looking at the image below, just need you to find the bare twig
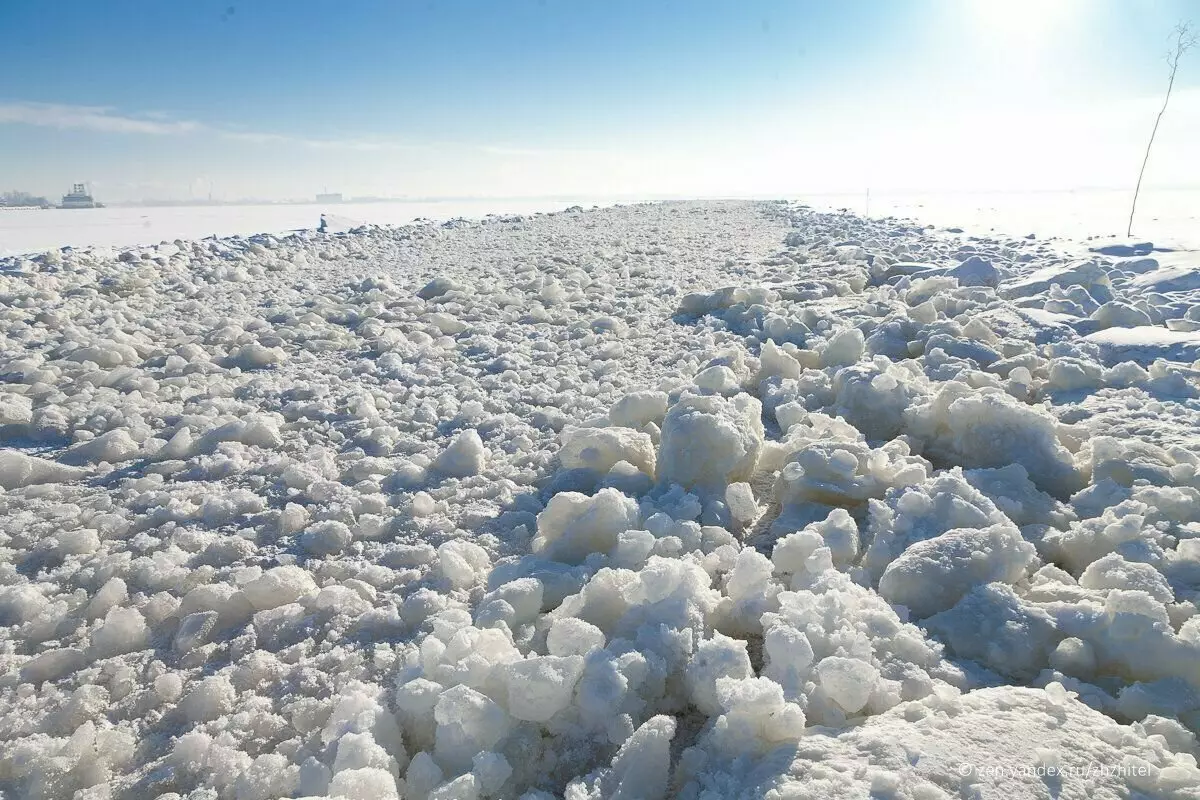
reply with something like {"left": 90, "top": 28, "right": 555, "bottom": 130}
{"left": 1128, "top": 22, "right": 1196, "bottom": 238}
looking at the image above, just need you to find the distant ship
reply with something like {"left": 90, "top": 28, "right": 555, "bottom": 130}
{"left": 59, "top": 183, "right": 103, "bottom": 209}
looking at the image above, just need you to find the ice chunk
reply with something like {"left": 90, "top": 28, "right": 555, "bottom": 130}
{"left": 10, "top": 580, "right": 50, "bottom": 634}
{"left": 830, "top": 360, "right": 929, "bottom": 442}
{"left": 181, "top": 674, "right": 237, "bottom": 722}
{"left": 502, "top": 655, "right": 585, "bottom": 722}
{"left": 0, "top": 393, "right": 33, "bottom": 425}
{"left": 903, "top": 381, "right": 1084, "bottom": 499}
{"left": 806, "top": 507, "right": 859, "bottom": 566}
{"left": 1049, "top": 637, "right": 1098, "bottom": 679}
{"left": 418, "top": 276, "right": 461, "bottom": 299}
{"left": 90, "top": 606, "right": 149, "bottom": 658}
{"left": 234, "top": 754, "right": 299, "bottom": 800}
{"left": 155, "top": 673, "right": 184, "bottom": 702}
{"left": 195, "top": 414, "right": 282, "bottom": 452}
{"left": 20, "top": 647, "right": 86, "bottom": 684}
{"left": 762, "top": 622, "right": 815, "bottom": 694}
{"left": 1082, "top": 326, "right": 1200, "bottom": 366}
{"left": 723, "top": 481, "right": 758, "bottom": 526}
{"left": 243, "top": 565, "right": 319, "bottom": 611}
{"left": 546, "top": 616, "right": 606, "bottom": 657}
{"left": 821, "top": 327, "right": 865, "bottom": 367}
{"left": 1079, "top": 553, "right": 1174, "bottom": 603}
{"left": 678, "top": 286, "right": 777, "bottom": 315}
{"left": 233, "top": 341, "right": 287, "bottom": 369}
{"left": 328, "top": 767, "right": 401, "bottom": 800}
{"left": 816, "top": 656, "right": 879, "bottom": 714}
{"left": 559, "top": 426, "right": 655, "bottom": 477}
{"left": 1116, "top": 678, "right": 1200, "bottom": 722}
{"left": 314, "top": 585, "right": 372, "bottom": 617}
{"left": 482, "top": 578, "right": 544, "bottom": 626}
{"left": 437, "top": 539, "right": 492, "bottom": 590}
{"left": 323, "top": 682, "right": 407, "bottom": 770}
{"left": 771, "top": 529, "right": 828, "bottom": 576}
{"left": 0, "top": 450, "right": 87, "bottom": 489}
{"left": 720, "top": 547, "right": 782, "bottom": 634}
{"left": 405, "top": 751, "right": 444, "bottom": 800}
{"left": 658, "top": 392, "right": 764, "bottom": 491}
{"left": 609, "top": 390, "right": 669, "bottom": 428}
{"left": 963, "top": 463, "right": 1064, "bottom": 527}
{"left": 694, "top": 364, "right": 741, "bottom": 394}
{"left": 1002, "top": 259, "right": 1109, "bottom": 299}
{"left": 775, "top": 440, "right": 928, "bottom": 511}
{"left": 862, "top": 470, "right": 1012, "bottom": 581}
{"left": 434, "top": 429, "right": 487, "bottom": 477}
{"left": 396, "top": 678, "right": 444, "bottom": 753}
{"left": 428, "top": 773, "right": 481, "bottom": 800}
{"left": 605, "top": 715, "right": 676, "bottom": 800}
{"left": 708, "top": 676, "right": 805, "bottom": 754}
{"left": 533, "top": 487, "right": 640, "bottom": 564}
{"left": 472, "top": 751, "right": 512, "bottom": 795}
{"left": 427, "top": 311, "right": 468, "bottom": 335}
{"left": 924, "top": 583, "right": 1059, "bottom": 678}
{"left": 333, "top": 731, "right": 397, "bottom": 776}
{"left": 948, "top": 255, "right": 1000, "bottom": 287}
{"left": 878, "top": 524, "right": 1038, "bottom": 618}
{"left": 1090, "top": 301, "right": 1153, "bottom": 329}
{"left": 434, "top": 685, "right": 513, "bottom": 773}
{"left": 85, "top": 577, "right": 129, "bottom": 619}
{"left": 1128, "top": 261, "right": 1200, "bottom": 293}
{"left": 1046, "top": 356, "right": 1104, "bottom": 391}
{"left": 174, "top": 610, "right": 220, "bottom": 652}
{"left": 1042, "top": 508, "right": 1153, "bottom": 574}
{"left": 685, "top": 633, "right": 753, "bottom": 715}
{"left": 300, "top": 519, "right": 354, "bottom": 556}
{"left": 757, "top": 339, "right": 803, "bottom": 381}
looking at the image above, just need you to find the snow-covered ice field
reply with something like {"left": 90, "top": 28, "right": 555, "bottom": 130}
{"left": 810, "top": 188, "right": 1200, "bottom": 252}
{"left": 2, "top": 200, "right": 1200, "bottom": 799}
{"left": 0, "top": 199, "right": 627, "bottom": 257}
{"left": 3, "top": 189, "right": 1198, "bottom": 257}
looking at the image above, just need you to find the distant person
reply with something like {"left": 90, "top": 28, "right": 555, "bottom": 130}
{"left": 318, "top": 214, "right": 328, "bottom": 233}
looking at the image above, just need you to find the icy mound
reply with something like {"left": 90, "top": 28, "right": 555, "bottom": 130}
{"left": 1083, "top": 326, "right": 1200, "bottom": 366}
{"left": 0, "top": 450, "right": 87, "bottom": 489}
{"left": 1, "top": 201, "right": 1198, "bottom": 800}
{"left": 903, "top": 381, "right": 1085, "bottom": 499}
{"left": 1128, "top": 262, "right": 1200, "bottom": 294}
{"left": 686, "top": 685, "right": 1200, "bottom": 799}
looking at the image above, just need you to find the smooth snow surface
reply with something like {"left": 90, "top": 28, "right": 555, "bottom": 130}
{"left": 2, "top": 201, "right": 1199, "bottom": 799}
{"left": 807, "top": 187, "right": 1200, "bottom": 251}
{"left": 0, "top": 199, "right": 624, "bottom": 256}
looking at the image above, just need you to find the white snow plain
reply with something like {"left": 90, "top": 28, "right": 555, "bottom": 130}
{"left": 0, "top": 199, "right": 627, "bottom": 256}
{"left": 1, "top": 200, "right": 1199, "bottom": 799}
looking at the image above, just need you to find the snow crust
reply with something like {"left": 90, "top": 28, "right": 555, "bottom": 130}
{"left": 2, "top": 201, "right": 1199, "bottom": 799}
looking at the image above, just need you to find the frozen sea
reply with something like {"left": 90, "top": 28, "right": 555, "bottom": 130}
{"left": 2, "top": 198, "right": 1199, "bottom": 799}
{"left": 0, "top": 197, "right": 623, "bottom": 256}
{"left": 807, "top": 187, "right": 1200, "bottom": 251}
{"left": 2, "top": 188, "right": 1198, "bottom": 255}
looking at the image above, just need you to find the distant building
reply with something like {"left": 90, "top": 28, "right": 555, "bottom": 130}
{"left": 316, "top": 192, "right": 344, "bottom": 203}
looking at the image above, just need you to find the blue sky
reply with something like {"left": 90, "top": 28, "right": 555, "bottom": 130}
{"left": 2, "top": 0, "right": 1197, "bottom": 201}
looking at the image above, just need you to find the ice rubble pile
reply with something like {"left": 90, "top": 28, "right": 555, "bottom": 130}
{"left": 1, "top": 201, "right": 1199, "bottom": 799}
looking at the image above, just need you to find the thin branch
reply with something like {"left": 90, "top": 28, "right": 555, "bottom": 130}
{"left": 1128, "top": 22, "right": 1196, "bottom": 238}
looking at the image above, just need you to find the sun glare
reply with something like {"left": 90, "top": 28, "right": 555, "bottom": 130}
{"left": 968, "top": 0, "right": 1080, "bottom": 47}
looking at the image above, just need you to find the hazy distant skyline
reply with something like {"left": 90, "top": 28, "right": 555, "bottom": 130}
{"left": 2, "top": 0, "right": 1198, "bottom": 203}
